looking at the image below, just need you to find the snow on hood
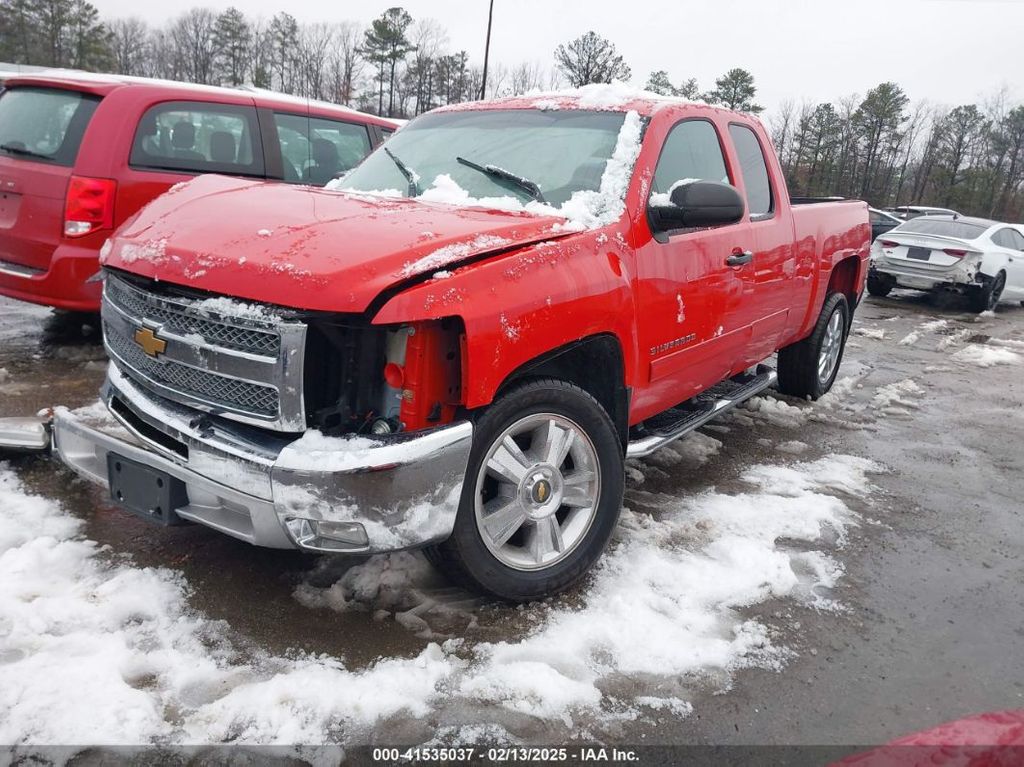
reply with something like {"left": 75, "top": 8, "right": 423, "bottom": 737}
{"left": 100, "top": 175, "right": 569, "bottom": 313}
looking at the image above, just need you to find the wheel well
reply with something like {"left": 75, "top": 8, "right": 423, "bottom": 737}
{"left": 828, "top": 256, "right": 862, "bottom": 311}
{"left": 495, "top": 334, "right": 629, "bottom": 447}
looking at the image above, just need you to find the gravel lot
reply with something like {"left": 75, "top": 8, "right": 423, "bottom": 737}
{"left": 0, "top": 290, "right": 1021, "bottom": 749}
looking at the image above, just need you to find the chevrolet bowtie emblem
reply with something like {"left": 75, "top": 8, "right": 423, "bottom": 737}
{"left": 134, "top": 326, "right": 167, "bottom": 358}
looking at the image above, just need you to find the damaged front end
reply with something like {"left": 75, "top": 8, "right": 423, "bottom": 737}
{"left": 3, "top": 270, "right": 475, "bottom": 555}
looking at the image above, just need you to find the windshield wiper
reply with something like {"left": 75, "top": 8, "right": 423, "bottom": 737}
{"left": 456, "top": 156, "right": 546, "bottom": 204}
{"left": 383, "top": 147, "right": 419, "bottom": 197}
{"left": 0, "top": 143, "right": 51, "bottom": 161}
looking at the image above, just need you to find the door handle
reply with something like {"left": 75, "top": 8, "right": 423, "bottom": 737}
{"left": 726, "top": 250, "right": 754, "bottom": 267}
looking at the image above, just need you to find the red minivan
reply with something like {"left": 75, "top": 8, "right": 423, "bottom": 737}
{"left": 0, "top": 72, "right": 397, "bottom": 311}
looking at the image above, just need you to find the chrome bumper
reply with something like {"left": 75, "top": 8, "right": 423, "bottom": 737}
{"left": 52, "top": 366, "right": 473, "bottom": 554}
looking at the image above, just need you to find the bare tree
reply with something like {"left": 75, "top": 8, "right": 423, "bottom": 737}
{"left": 108, "top": 17, "right": 148, "bottom": 75}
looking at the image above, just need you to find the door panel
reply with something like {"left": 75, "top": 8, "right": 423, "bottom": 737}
{"left": 633, "top": 118, "right": 754, "bottom": 421}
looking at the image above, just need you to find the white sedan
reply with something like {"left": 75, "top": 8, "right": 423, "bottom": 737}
{"left": 868, "top": 215, "right": 1024, "bottom": 312}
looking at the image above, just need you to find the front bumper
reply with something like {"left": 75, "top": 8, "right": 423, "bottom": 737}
{"left": 53, "top": 366, "right": 473, "bottom": 553}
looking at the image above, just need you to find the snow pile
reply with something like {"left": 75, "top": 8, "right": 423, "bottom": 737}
{"left": 740, "top": 396, "right": 808, "bottom": 429}
{"left": 649, "top": 178, "right": 700, "bottom": 207}
{"left": 952, "top": 344, "right": 1021, "bottom": 368}
{"left": 898, "top": 331, "right": 920, "bottom": 347}
{"left": 455, "top": 454, "right": 877, "bottom": 717}
{"left": 0, "top": 464, "right": 461, "bottom": 746}
{"left": 400, "top": 233, "right": 512, "bottom": 278}
{"left": 1, "top": 449, "right": 879, "bottom": 744}
{"left": 110, "top": 237, "right": 168, "bottom": 266}
{"left": 193, "top": 296, "right": 280, "bottom": 323}
{"left": 872, "top": 379, "right": 925, "bottom": 415}
{"left": 854, "top": 327, "right": 886, "bottom": 340}
{"left": 527, "top": 82, "right": 700, "bottom": 111}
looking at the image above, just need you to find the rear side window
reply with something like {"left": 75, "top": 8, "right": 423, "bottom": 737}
{"left": 897, "top": 218, "right": 986, "bottom": 239}
{"left": 993, "top": 228, "right": 1024, "bottom": 250}
{"left": 273, "top": 113, "right": 372, "bottom": 186}
{"left": 130, "top": 101, "right": 264, "bottom": 177}
{"left": 729, "top": 124, "right": 773, "bottom": 218}
{"left": 0, "top": 87, "right": 100, "bottom": 166}
{"left": 652, "top": 119, "right": 730, "bottom": 196}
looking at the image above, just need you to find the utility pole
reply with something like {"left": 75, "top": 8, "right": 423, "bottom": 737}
{"left": 480, "top": 0, "right": 494, "bottom": 100}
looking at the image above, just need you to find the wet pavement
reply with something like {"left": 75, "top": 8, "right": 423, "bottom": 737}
{"left": 1, "top": 288, "right": 1022, "bottom": 747}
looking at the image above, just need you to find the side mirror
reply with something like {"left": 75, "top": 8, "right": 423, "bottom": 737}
{"left": 649, "top": 180, "right": 745, "bottom": 233}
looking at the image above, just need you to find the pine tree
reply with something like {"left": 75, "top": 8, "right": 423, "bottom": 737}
{"left": 213, "top": 7, "right": 251, "bottom": 86}
{"left": 554, "top": 31, "right": 631, "bottom": 87}
{"left": 361, "top": 7, "right": 415, "bottom": 117}
{"left": 704, "top": 68, "right": 762, "bottom": 113}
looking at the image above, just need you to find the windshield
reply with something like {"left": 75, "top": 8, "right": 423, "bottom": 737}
{"left": 896, "top": 218, "right": 986, "bottom": 239}
{"left": 0, "top": 87, "right": 100, "bottom": 166}
{"left": 339, "top": 109, "right": 628, "bottom": 208}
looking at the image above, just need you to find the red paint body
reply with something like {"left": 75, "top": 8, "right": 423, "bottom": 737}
{"left": 0, "top": 72, "right": 396, "bottom": 311}
{"left": 837, "top": 710, "right": 1024, "bottom": 766}
{"left": 101, "top": 97, "right": 870, "bottom": 430}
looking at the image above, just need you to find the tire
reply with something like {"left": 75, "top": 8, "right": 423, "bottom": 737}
{"left": 777, "top": 293, "right": 850, "bottom": 400}
{"left": 866, "top": 271, "right": 894, "bottom": 298}
{"left": 968, "top": 271, "right": 1006, "bottom": 313}
{"left": 424, "top": 379, "right": 624, "bottom": 602}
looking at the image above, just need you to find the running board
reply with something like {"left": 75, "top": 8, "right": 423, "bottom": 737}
{"left": 626, "top": 365, "right": 777, "bottom": 459}
{"left": 0, "top": 414, "right": 53, "bottom": 454}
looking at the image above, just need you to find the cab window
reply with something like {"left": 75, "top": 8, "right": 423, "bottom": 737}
{"left": 728, "top": 123, "right": 773, "bottom": 219}
{"left": 652, "top": 119, "right": 731, "bottom": 198}
{"left": 273, "top": 113, "right": 372, "bottom": 186}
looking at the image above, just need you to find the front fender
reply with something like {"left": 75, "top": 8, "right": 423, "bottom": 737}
{"left": 372, "top": 230, "right": 639, "bottom": 410}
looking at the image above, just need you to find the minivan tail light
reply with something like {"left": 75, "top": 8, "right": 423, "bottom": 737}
{"left": 64, "top": 176, "right": 116, "bottom": 238}
{"left": 943, "top": 248, "right": 968, "bottom": 258}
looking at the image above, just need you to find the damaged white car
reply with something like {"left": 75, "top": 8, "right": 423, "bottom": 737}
{"left": 868, "top": 216, "right": 1024, "bottom": 312}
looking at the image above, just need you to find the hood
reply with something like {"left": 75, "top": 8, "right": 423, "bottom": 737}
{"left": 101, "top": 175, "right": 568, "bottom": 314}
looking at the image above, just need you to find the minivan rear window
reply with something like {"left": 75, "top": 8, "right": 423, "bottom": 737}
{"left": 897, "top": 218, "right": 986, "bottom": 239}
{"left": 0, "top": 87, "right": 100, "bottom": 166}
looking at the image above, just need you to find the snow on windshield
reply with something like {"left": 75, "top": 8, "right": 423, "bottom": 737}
{"left": 335, "top": 110, "right": 644, "bottom": 234}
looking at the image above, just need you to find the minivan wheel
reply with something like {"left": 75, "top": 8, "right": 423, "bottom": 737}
{"left": 776, "top": 293, "right": 850, "bottom": 400}
{"left": 424, "top": 379, "right": 624, "bottom": 602}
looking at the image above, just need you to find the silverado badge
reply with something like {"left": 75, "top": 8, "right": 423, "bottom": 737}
{"left": 134, "top": 326, "right": 167, "bottom": 358}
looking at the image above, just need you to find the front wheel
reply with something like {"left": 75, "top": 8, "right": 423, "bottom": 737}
{"left": 777, "top": 293, "right": 850, "bottom": 400}
{"left": 424, "top": 379, "right": 624, "bottom": 602}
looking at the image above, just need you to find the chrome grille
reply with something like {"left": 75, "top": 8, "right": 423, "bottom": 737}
{"left": 101, "top": 272, "right": 308, "bottom": 431}
{"left": 105, "top": 277, "right": 280, "bottom": 357}
{"left": 105, "top": 321, "right": 279, "bottom": 416}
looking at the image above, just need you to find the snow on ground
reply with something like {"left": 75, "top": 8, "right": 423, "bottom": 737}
{"left": 0, "top": 447, "right": 879, "bottom": 746}
{"left": 952, "top": 344, "right": 1021, "bottom": 368}
{"left": 872, "top": 379, "right": 925, "bottom": 415}
{"left": 854, "top": 327, "right": 886, "bottom": 340}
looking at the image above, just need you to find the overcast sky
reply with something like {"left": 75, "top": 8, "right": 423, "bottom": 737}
{"left": 90, "top": 0, "right": 1024, "bottom": 112}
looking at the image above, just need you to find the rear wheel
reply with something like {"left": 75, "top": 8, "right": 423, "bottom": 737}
{"left": 968, "top": 271, "right": 1005, "bottom": 313}
{"left": 424, "top": 379, "right": 624, "bottom": 602}
{"left": 777, "top": 293, "right": 850, "bottom": 400}
{"left": 866, "top": 271, "right": 894, "bottom": 298}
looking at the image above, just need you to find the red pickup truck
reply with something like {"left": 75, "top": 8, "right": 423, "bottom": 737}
{"left": 46, "top": 89, "right": 869, "bottom": 601}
